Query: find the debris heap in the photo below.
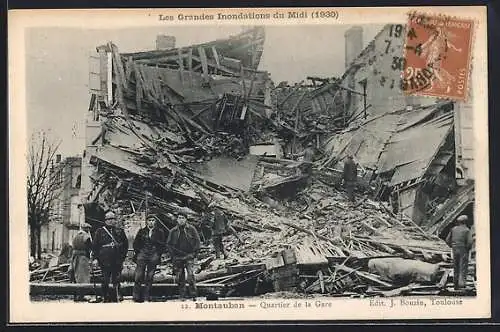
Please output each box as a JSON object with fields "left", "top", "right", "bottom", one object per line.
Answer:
{"left": 30, "top": 27, "right": 476, "bottom": 299}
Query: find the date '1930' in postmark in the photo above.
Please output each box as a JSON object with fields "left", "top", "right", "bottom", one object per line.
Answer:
{"left": 402, "top": 12, "right": 474, "bottom": 101}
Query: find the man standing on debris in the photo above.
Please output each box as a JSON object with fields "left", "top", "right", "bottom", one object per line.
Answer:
{"left": 211, "top": 206, "right": 243, "bottom": 259}
{"left": 200, "top": 211, "right": 213, "bottom": 245}
{"left": 446, "top": 215, "right": 473, "bottom": 290}
{"left": 343, "top": 154, "right": 358, "bottom": 203}
{"left": 300, "top": 142, "right": 316, "bottom": 179}
{"left": 69, "top": 222, "right": 93, "bottom": 302}
{"left": 166, "top": 214, "right": 201, "bottom": 300}
{"left": 132, "top": 214, "right": 166, "bottom": 302}
{"left": 92, "top": 211, "right": 128, "bottom": 302}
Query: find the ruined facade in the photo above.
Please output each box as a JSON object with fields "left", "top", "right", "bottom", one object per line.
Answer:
{"left": 319, "top": 24, "right": 474, "bottom": 231}
{"left": 41, "top": 156, "right": 82, "bottom": 252}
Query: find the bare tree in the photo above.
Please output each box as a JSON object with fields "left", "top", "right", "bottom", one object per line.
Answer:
{"left": 27, "top": 131, "right": 64, "bottom": 259}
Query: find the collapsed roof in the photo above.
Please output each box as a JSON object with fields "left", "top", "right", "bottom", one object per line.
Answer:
{"left": 320, "top": 101, "right": 455, "bottom": 187}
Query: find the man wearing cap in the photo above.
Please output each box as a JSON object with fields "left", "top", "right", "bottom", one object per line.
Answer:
{"left": 69, "top": 223, "right": 93, "bottom": 302}
{"left": 211, "top": 207, "right": 242, "bottom": 259}
{"left": 299, "top": 142, "right": 316, "bottom": 179}
{"left": 92, "top": 211, "right": 128, "bottom": 302}
{"left": 446, "top": 215, "right": 473, "bottom": 290}
{"left": 166, "top": 214, "right": 201, "bottom": 300}
{"left": 343, "top": 155, "right": 358, "bottom": 203}
{"left": 200, "top": 211, "right": 213, "bottom": 245}
{"left": 132, "top": 214, "right": 166, "bottom": 302}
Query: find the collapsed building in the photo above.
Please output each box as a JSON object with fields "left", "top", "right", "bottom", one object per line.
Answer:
{"left": 316, "top": 24, "right": 474, "bottom": 238}
{"left": 30, "top": 25, "right": 476, "bottom": 299}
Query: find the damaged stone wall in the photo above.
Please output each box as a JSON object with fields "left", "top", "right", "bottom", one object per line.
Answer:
{"left": 342, "top": 24, "right": 437, "bottom": 120}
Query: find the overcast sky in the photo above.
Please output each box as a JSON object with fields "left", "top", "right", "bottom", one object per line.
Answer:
{"left": 26, "top": 25, "right": 381, "bottom": 157}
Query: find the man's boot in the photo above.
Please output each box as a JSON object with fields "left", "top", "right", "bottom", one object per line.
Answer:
{"left": 179, "top": 285, "right": 187, "bottom": 301}
{"left": 133, "top": 283, "right": 143, "bottom": 303}
{"left": 189, "top": 285, "right": 198, "bottom": 301}
{"left": 112, "top": 284, "right": 120, "bottom": 303}
{"left": 144, "top": 283, "right": 152, "bottom": 302}
{"left": 103, "top": 292, "right": 111, "bottom": 303}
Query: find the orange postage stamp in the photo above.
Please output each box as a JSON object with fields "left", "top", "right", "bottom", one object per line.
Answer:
{"left": 402, "top": 12, "right": 474, "bottom": 101}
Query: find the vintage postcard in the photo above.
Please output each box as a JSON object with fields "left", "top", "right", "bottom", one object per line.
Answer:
{"left": 8, "top": 6, "right": 489, "bottom": 322}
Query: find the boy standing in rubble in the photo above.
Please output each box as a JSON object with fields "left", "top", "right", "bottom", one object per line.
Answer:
{"left": 92, "top": 211, "right": 128, "bottom": 302}
{"left": 211, "top": 206, "right": 242, "bottom": 259}
{"left": 446, "top": 215, "right": 473, "bottom": 290}
{"left": 132, "top": 214, "right": 166, "bottom": 302}
{"left": 343, "top": 154, "right": 358, "bottom": 203}
{"left": 166, "top": 214, "right": 201, "bottom": 300}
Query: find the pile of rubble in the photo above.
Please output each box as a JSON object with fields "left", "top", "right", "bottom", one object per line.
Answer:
{"left": 31, "top": 179, "right": 475, "bottom": 298}
{"left": 30, "top": 27, "right": 476, "bottom": 299}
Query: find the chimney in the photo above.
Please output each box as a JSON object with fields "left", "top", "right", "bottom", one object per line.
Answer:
{"left": 344, "top": 26, "right": 363, "bottom": 69}
{"left": 156, "top": 35, "right": 176, "bottom": 51}
{"left": 56, "top": 154, "right": 62, "bottom": 163}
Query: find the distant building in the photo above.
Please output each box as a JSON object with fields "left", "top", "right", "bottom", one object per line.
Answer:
{"left": 40, "top": 155, "right": 83, "bottom": 252}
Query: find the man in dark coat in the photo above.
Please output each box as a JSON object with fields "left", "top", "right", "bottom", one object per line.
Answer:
{"left": 300, "top": 142, "right": 316, "bottom": 179}
{"left": 92, "top": 211, "right": 128, "bottom": 302}
{"left": 211, "top": 207, "right": 242, "bottom": 259}
{"left": 132, "top": 214, "right": 166, "bottom": 302}
{"left": 446, "top": 215, "right": 473, "bottom": 290}
{"left": 69, "top": 223, "right": 93, "bottom": 302}
{"left": 343, "top": 154, "right": 358, "bottom": 202}
{"left": 200, "top": 211, "right": 213, "bottom": 245}
{"left": 166, "top": 214, "right": 201, "bottom": 300}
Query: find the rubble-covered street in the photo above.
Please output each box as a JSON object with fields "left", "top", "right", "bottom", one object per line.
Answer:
{"left": 30, "top": 25, "right": 476, "bottom": 301}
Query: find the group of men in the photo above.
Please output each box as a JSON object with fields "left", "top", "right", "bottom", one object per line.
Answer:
{"left": 69, "top": 206, "right": 239, "bottom": 303}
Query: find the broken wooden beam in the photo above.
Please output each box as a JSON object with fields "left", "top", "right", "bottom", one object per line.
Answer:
{"left": 335, "top": 265, "right": 393, "bottom": 287}
{"left": 198, "top": 46, "right": 209, "bottom": 81}
{"left": 283, "top": 221, "right": 338, "bottom": 245}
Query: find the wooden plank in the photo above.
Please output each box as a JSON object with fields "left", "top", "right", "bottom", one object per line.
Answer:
{"left": 133, "top": 64, "right": 143, "bottom": 111}
{"left": 211, "top": 46, "right": 221, "bottom": 69}
{"left": 318, "top": 270, "right": 325, "bottom": 293}
{"left": 375, "top": 215, "right": 393, "bottom": 228}
{"left": 189, "top": 102, "right": 215, "bottom": 120}
{"left": 125, "top": 56, "right": 134, "bottom": 81}
{"left": 187, "top": 48, "right": 193, "bottom": 87}
{"left": 336, "top": 265, "right": 393, "bottom": 287}
{"left": 198, "top": 46, "right": 209, "bottom": 81}
{"left": 177, "top": 48, "right": 184, "bottom": 85}
{"left": 282, "top": 222, "right": 338, "bottom": 245}
{"left": 292, "top": 90, "right": 308, "bottom": 152}
{"left": 191, "top": 55, "right": 236, "bottom": 75}
{"left": 359, "top": 219, "right": 384, "bottom": 236}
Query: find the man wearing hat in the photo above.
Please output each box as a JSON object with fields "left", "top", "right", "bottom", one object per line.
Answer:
{"left": 69, "top": 222, "right": 93, "bottom": 302}
{"left": 210, "top": 206, "right": 242, "bottom": 259}
{"left": 132, "top": 214, "right": 166, "bottom": 302}
{"left": 343, "top": 154, "right": 358, "bottom": 203}
{"left": 93, "top": 211, "right": 128, "bottom": 302}
{"left": 446, "top": 215, "right": 473, "bottom": 290}
{"left": 166, "top": 214, "right": 201, "bottom": 300}
{"left": 299, "top": 142, "right": 316, "bottom": 179}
